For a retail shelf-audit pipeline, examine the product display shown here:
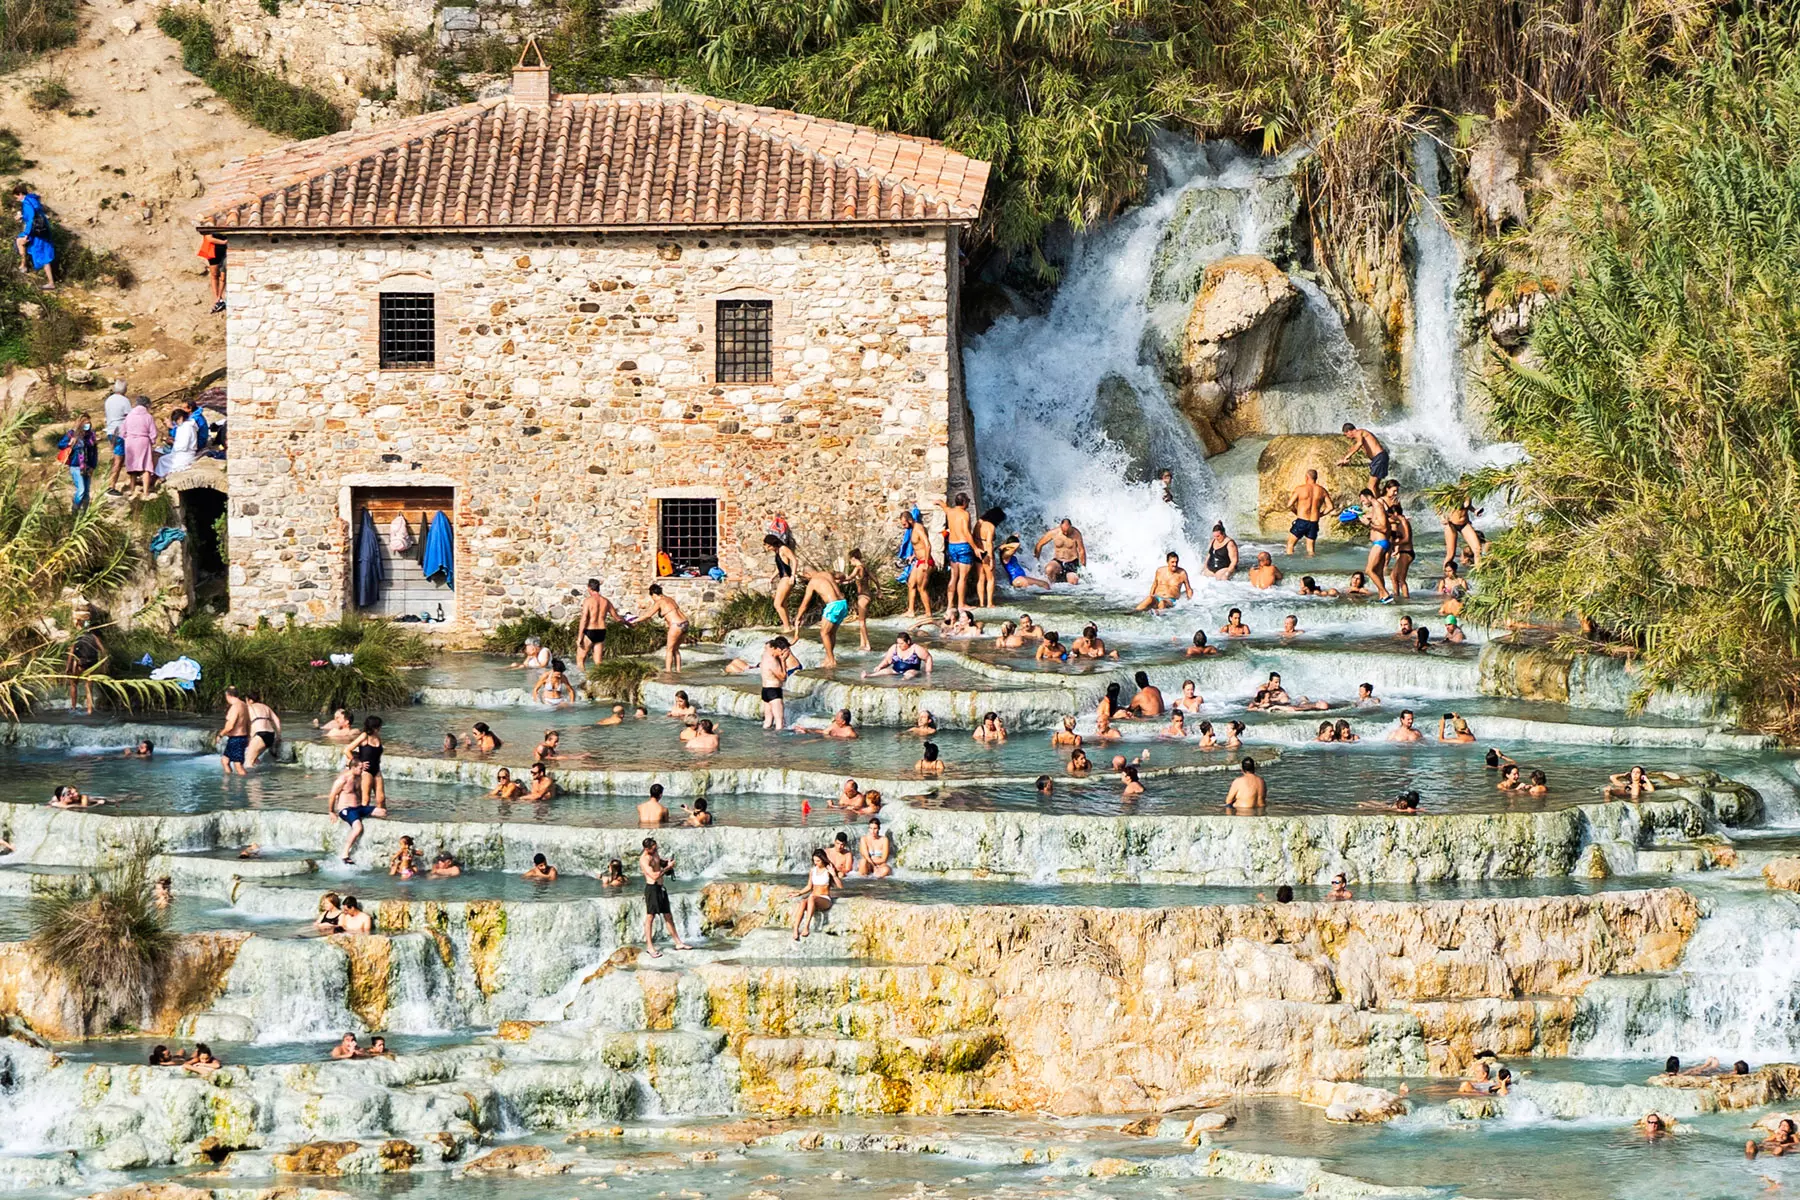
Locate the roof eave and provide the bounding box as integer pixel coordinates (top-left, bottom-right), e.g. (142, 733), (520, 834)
(194, 217), (981, 235)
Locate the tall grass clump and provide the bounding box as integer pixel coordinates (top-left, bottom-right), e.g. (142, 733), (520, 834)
(157, 8), (344, 139)
(1460, 11), (1800, 732)
(28, 832), (172, 1033)
(113, 612), (430, 713)
(0, 0), (79, 71)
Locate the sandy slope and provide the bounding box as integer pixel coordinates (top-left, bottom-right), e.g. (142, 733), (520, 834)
(3, 0), (280, 395)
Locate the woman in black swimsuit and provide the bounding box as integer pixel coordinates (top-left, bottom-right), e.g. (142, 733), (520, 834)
(766, 534), (800, 633)
(343, 716), (386, 811)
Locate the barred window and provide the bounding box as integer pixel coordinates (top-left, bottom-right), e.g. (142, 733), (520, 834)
(715, 299), (772, 383)
(659, 498), (719, 574)
(379, 293), (436, 368)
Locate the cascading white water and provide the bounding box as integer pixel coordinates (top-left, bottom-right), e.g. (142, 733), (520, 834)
(1575, 884), (1800, 1059)
(967, 135), (1499, 599)
(1390, 134), (1474, 463)
(965, 140), (1231, 598)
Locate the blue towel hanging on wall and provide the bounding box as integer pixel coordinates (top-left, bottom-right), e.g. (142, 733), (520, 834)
(421, 510), (454, 587)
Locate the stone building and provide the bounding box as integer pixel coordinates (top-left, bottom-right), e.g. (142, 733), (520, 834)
(198, 55), (988, 634)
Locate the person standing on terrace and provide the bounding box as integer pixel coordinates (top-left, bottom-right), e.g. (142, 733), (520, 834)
(647, 584), (689, 672)
(1338, 423), (1390, 494)
(1286, 469), (1335, 556)
(794, 569), (849, 668)
(757, 636), (802, 729)
(575, 578), (624, 670)
(937, 493), (977, 611)
(766, 535), (802, 633)
(217, 685), (251, 775)
(1035, 518), (1087, 584)
(639, 837), (691, 957)
(974, 507), (1005, 607)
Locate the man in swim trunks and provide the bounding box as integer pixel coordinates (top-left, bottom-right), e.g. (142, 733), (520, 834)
(1338, 424), (1390, 494)
(1286, 469), (1334, 556)
(1203, 523), (1239, 580)
(858, 817), (892, 877)
(1135, 551), (1194, 611)
(576, 578), (623, 669)
(794, 570), (849, 668)
(646, 584), (688, 671)
(217, 685), (251, 776)
(640, 837), (691, 957)
(865, 632), (932, 679)
(936, 492), (977, 611)
(1033, 518), (1088, 584)
(327, 761), (373, 863)
(1360, 488), (1394, 602)
(758, 637), (802, 730)
(997, 536), (1051, 590)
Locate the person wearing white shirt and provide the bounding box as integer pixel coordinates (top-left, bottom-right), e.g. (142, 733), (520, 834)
(156, 405), (198, 478)
(103, 380), (131, 495)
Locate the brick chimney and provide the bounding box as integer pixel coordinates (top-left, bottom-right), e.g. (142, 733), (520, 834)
(512, 36), (551, 107)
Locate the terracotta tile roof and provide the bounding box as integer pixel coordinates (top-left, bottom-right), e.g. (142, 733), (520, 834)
(198, 93), (989, 232)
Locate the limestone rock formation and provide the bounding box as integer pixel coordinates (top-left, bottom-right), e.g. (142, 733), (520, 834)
(1093, 374), (1156, 482)
(1767, 857), (1800, 892)
(1178, 256), (1300, 453)
(1254, 436), (1369, 536)
(1299, 1080), (1409, 1122)
(1465, 122), (1531, 231)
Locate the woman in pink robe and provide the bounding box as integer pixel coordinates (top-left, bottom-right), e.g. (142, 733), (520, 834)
(121, 399), (157, 499)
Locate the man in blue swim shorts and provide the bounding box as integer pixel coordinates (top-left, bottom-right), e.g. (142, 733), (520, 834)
(937, 492), (977, 610)
(1285, 468), (1334, 556)
(796, 569), (851, 669)
(216, 684), (251, 776)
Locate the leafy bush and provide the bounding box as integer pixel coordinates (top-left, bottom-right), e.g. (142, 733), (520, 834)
(157, 8), (344, 139)
(554, 0), (1695, 260)
(484, 613), (575, 657)
(588, 655), (655, 702)
(28, 831), (172, 1034)
(112, 614), (431, 714)
(1462, 11), (1800, 732)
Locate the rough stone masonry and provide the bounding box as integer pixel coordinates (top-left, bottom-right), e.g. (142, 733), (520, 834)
(224, 229), (957, 633)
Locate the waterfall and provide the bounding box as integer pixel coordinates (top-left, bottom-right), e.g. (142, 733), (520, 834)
(1392, 134), (1473, 463)
(965, 139), (1230, 598)
(966, 134), (1497, 599)
(1574, 884), (1800, 1059)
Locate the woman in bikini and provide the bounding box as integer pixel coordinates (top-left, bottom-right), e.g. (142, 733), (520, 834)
(1220, 608), (1251, 637)
(1174, 680), (1204, 713)
(1440, 499), (1483, 569)
(791, 848), (841, 940)
(1389, 503), (1416, 600)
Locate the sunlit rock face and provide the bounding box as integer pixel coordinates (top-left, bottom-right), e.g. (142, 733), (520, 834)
(679, 886), (1699, 1108)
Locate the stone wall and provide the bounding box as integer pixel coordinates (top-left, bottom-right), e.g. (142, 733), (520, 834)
(193, 0), (564, 111)
(223, 228), (957, 634)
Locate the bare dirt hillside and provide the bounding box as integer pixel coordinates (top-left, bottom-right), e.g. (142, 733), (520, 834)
(4, 0), (280, 396)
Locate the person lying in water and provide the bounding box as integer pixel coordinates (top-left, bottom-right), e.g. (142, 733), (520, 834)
(1749, 1118), (1799, 1159)
(1247, 672), (1329, 712)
